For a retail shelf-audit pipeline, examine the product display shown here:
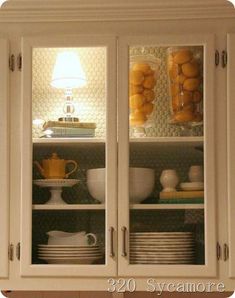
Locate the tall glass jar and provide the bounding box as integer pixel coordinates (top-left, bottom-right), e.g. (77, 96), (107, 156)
(166, 47), (203, 135)
(129, 55), (160, 137)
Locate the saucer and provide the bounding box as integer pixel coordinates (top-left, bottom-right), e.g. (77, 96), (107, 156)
(180, 182), (204, 191)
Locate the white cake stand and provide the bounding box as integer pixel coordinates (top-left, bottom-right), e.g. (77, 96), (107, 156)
(34, 179), (79, 205)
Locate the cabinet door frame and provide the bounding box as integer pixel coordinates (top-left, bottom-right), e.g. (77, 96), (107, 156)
(118, 34), (217, 277)
(227, 33), (235, 278)
(0, 38), (10, 278)
(21, 35), (117, 277)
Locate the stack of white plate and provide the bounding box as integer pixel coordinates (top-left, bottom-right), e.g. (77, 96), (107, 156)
(130, 232), (195, 265)
(38, 244), (103, 264)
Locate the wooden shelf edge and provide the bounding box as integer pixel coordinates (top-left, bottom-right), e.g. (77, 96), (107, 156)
(33, 204), (105, 210)
(33, 138), (105, 144)
(33, 203), (204, 210)
(33, 136), (203, 145)
(130, 136), (203, 143)
(130, 204), (204, 210)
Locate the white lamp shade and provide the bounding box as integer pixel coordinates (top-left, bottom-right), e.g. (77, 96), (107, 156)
(51, 51), (87, 89)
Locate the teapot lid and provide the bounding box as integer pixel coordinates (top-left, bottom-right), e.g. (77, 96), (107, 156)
(50, 153), (60, 160)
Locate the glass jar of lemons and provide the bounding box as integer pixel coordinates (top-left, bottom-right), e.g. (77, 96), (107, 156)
(167, 47), (203, 134)
(129, 55), (160, 137)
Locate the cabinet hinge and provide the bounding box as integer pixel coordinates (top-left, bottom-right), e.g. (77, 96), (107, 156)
(17, 53), (22, 71)
(9, 54), (15, 72)
(16, 242), (20, 260)
(222, 50), (227, 68)
(215, 50), (220, 67)
(8, 244), (14, 261)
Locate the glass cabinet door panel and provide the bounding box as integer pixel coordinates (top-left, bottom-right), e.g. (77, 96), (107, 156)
(129, 144), (205, 267)
(21, 36), (117, 277)
(0, 39), (9, 278)
(118, 35), (216, 277)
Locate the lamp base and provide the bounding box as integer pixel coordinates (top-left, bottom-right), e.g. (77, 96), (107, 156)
(58, 117), (79, 122)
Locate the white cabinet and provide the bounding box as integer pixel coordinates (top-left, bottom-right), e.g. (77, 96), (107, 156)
(0, 39), (10, 278)
(0, 0), (235, 291)
(18, 33), (219, 281)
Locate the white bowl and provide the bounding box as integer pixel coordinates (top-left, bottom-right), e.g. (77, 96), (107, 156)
(87, 168), (105, 181)
(87, 168), (155, 203)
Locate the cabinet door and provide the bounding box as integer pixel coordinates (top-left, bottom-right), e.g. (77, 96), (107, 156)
(228, 33), (235, 278)
(20, 36), (117, 277)
(118, 34), (217, 277)
(0, 38), (9, 278)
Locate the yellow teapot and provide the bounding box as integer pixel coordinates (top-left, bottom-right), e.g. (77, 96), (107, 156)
(34, 153), (78, 179)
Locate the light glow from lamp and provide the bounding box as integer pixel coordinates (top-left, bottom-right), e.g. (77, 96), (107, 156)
(33, 119), (44, 126)
(0, 0), (8, 8)
(51, 51), (87, 122)
(51, 52), (86, 89)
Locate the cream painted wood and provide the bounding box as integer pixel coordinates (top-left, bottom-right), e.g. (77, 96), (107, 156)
(20, 35), (117, 277)
(130, 204), (204, 210)
(227, 33), (235, 278)
(0, 7), (232, 291)
(0, 0), (234, 21)
(0, 38), (9, 278)
(2, 291), (234, 298)
(118, 34), (217, 277)
(33, 138), (105, 144)
(81, 292), (112, 298)
(32, 204), (105, 210)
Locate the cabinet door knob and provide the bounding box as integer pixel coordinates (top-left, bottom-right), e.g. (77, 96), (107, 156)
(109, 227), (115, 257)
(121, 226), (127, 257)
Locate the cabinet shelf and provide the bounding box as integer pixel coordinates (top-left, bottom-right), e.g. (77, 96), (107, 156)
(130, 204), (204, 210)
(32, 203), (204, 211)
(32, 204), (105, 210)
(33, 136), (203, 146)
(33, 138), (105, 145)
(130, 136), (203, 144)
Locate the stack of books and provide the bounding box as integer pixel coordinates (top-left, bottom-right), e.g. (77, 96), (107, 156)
(158, 190), (204, 204)
(42, 121), (96, 138)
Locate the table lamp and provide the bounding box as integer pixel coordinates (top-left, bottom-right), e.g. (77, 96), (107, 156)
(51, 51), (87, 122)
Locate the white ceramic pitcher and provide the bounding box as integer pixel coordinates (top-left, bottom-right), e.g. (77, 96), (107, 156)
(47, 231), (97, 246)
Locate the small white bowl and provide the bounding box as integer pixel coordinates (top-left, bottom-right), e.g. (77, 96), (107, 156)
(87, 167), (155, 203)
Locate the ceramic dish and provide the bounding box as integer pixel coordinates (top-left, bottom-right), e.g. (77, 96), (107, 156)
(130, 252), (194, 257)
(38, 247), (101, 251)
(130, 247), (195, 252)
(130, 232), (193, 235)
(38, 253), (103, 257)
(34, 179), (80, 188)
(87, 167), (155, 203)
(39, 256), (102, 265)
(130, 242), (194, 247)
(130, 260), (194, 264)
(38, 245), (100, 248)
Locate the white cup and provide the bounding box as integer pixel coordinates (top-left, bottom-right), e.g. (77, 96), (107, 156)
(188, 165), (203, 182)
(160, 169), (179, 192)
